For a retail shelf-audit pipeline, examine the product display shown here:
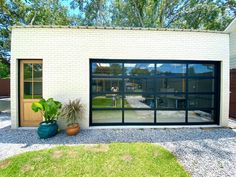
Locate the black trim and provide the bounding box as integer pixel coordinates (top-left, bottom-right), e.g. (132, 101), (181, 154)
(18, 60), (21, 127)
(89, 59), (220, 126)
(89, 60), (93, 126)
(215, 62), (221, 125)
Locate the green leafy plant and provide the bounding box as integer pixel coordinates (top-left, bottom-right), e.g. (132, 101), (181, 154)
(0, 60), (10, 79)
(32, 98), (62, 123)
(60, 99), (84, 126)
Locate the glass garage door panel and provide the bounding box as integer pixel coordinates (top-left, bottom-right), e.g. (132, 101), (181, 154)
(92, 63), (122, 76)
(156, 63), (186, 76)
(124, 94), (155, 109)
(156, 78), (186, 93)
(188, 64), (214, 77)
(124, 110), (154, 123)
(90, 60), (219, 125)
(125, 78), (155, 92)
(188, 95), (214, 109)
(156, 110), (185, 123)
(188, 79), (214, 93)
(92, 94), (122, 108)
(92, 110), (122, 123)
(188, 110), (214, 123)
(92, 78), (122, 93)
(156, 94), (186, 109)
(124, 63), (155, 76)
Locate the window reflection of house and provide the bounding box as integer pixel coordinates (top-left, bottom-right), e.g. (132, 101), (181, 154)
(92, 78), (122, 92)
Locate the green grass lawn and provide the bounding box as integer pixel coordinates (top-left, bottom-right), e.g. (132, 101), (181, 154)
(0, 143), (190, 177)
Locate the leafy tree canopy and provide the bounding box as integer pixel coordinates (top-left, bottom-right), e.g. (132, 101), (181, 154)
(0, 59), (10, 79)
(0, 0), (236, 70)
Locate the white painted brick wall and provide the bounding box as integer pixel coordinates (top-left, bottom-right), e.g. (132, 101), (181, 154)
(230, 32), (236, 69)
(11, 27), (230, 128)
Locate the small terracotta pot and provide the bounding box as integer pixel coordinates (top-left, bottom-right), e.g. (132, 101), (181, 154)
(65, 123), (80, 136)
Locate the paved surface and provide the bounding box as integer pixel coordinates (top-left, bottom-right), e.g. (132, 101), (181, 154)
(0, 113), (236, 177)
(0, 98), (10, 112)
(126, 96), (151, 108)
(229, 118), (236, 128)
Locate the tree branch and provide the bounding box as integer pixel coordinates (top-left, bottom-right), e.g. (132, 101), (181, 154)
(30, 11), (37, 25)
(131, 0), (144, 27)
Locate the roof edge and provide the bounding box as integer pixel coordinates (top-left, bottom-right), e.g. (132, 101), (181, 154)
(12, 25), (228, 34)
(225, 18), (236, 33)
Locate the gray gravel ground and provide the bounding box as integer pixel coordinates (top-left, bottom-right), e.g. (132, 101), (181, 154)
(0, 113), (236, 177)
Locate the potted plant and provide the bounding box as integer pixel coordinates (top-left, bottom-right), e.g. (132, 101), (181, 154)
(60, 99), (84, 136)
(32, 98), (62, 139)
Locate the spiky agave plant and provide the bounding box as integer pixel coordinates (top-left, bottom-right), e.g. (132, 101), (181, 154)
(60, 99), (84, 127)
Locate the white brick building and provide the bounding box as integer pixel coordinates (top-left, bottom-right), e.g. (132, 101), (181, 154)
(11, 26), (230, 128)
(225, 18), (236, 118)
(225, 18), (236, 69)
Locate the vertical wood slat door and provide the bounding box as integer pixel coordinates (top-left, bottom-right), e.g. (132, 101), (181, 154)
(20, 60), (43, 126)
(230, 69), (236, 118)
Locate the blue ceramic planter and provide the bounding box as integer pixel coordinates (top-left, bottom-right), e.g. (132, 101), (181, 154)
(37, 121), (58, 139)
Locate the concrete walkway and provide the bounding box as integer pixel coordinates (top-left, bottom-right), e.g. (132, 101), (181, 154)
(125, 95), (151, 108)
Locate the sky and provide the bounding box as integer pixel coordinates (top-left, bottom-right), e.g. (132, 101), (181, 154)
(60, 0), (79, 16)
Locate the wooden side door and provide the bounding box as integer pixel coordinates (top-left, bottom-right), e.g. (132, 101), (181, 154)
(230, 69), (236, 118)
(20, 60), (43, 126)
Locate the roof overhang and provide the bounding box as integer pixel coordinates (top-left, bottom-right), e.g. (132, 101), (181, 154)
(12, 25), (227, 34)
(225, 18), (236, 33)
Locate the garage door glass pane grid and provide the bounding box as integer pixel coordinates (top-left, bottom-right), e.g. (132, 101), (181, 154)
(90, 60), (218, 125)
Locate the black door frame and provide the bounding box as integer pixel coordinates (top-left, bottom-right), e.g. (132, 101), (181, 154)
(89, 59), (221, 126)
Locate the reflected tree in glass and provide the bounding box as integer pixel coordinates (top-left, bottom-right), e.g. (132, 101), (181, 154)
(93, 63), (122, 76)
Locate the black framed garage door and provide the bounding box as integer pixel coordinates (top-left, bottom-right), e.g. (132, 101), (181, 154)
(90, 59), (220, 126)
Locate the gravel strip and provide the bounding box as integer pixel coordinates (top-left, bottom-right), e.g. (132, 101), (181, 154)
(0, 114), (236, 177)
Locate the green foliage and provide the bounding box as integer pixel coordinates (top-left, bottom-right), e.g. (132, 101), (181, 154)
(94, 64), (122, 75)
(130, 68), (151, 76)
(71, 0), (236, 29)
(60, 99), (84, 126)
(0, 59), (10, 79)
(111, 0), (236, 29)
(1, 0), (236, 63)
(32, 98), (62, 123)
(0, 143), (190, 177)
(0, 0), (73, 62)
(70, 0), (110, 26)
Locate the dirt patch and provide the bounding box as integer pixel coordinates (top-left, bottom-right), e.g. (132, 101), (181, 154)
(32, 157), (43, 162)
(21, 164), (34, 172)
(67, 150), (79, 158)
(84, 144), (109, 152)
(121, 154), (132, 162)
(51, 150), (64, 159)
(153, 151), (161, 157)
(0, 159), (11, 169)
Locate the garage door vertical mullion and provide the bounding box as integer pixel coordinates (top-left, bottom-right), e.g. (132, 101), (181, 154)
(185, 64), (189, 124)
(122, 62), (125, 124)
(154, 63), (157, 124)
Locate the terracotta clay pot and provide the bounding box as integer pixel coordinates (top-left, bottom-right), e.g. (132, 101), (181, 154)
(66, 123), (80, 136)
